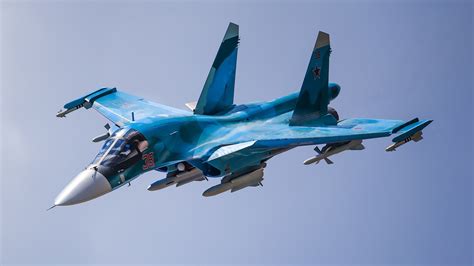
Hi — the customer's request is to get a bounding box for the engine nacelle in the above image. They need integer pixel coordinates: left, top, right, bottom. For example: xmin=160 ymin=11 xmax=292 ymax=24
xmin=328 ymin=83 xmax=341 ymax=101
xmin=328 ymin=106 xmax=339 ymax=121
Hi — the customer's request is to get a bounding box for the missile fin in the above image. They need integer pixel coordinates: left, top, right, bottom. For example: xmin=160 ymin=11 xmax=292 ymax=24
xmin=314 ymin=146 xmax=322 ymax=154
xmin=350 ymin=143 xmax=365 ymax=150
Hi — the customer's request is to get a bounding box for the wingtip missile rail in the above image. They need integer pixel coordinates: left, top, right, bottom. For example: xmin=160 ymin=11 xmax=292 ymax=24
xmin=56 ymin=87 xmax=117 ymax=118
xmin=385 ymin=131 xmax=423 ymax=152
xmin=385 ymin=119 xmax=433 ymax=152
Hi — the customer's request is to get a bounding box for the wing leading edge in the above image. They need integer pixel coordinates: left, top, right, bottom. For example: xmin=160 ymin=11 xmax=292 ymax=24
xmin=57 ymin=88 xmax=189 ymax=126
xmin=254 ymin=118 xmax=432 ymax=149
xmin=195 ymin=118 xmax=432 ymax=164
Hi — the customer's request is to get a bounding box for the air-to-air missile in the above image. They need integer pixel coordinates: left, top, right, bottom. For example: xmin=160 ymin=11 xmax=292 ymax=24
xmin=304 ymin=139 xmax=365 ymax=165
xmin=147 ymin=165 xmax=207 ymax=191
xmin=385 ymin=131 xmax=423 ymax=152
xmin=202 ymin=168 xmax=264 ymax=197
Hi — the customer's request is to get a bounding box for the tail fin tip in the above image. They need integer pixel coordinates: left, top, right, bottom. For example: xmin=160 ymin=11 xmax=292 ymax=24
xmin=290 ymin=30 xmax=332 ymax=126
xmin=315 ymin=31 xmax=330 ymax=49
xmin=224 ymin=22 xmax=239 ymax=40
xmin=195 ymin=23 xmax=239 ymax=115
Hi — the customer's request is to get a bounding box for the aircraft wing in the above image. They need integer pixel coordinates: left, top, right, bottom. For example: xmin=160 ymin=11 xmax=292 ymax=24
xmin=253 ymin=118 xmax=432 ymax=149
xmin=199 ymin=117 xmax=431 ymax=164
xmin=57 ymin=88 xmax=189 ymax=126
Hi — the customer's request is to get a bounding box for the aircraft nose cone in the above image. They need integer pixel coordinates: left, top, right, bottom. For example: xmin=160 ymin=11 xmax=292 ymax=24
xmin=54 ymin=169 xmax=112 ymax=206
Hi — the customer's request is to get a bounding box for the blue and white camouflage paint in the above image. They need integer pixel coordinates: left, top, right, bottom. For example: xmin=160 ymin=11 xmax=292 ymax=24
xmin=51 ymin=23 xmax=432 ymax=207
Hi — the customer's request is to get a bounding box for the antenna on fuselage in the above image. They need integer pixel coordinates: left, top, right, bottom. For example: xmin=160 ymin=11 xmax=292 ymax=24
xmin=131 ymin=112 xmax=135 ymax=121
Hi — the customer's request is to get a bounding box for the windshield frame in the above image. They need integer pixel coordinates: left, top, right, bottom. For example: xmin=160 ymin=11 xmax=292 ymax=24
xmin=91 ymin=128 xmax=147 ymax=168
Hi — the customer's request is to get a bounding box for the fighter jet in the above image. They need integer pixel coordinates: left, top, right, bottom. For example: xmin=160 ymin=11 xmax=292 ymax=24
xmin=51 ymin=23 xmax=432 ymax=207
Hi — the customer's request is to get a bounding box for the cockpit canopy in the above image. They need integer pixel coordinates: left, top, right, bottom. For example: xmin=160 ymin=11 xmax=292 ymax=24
xmin=92 ymin=128 xmax=148 ymax=171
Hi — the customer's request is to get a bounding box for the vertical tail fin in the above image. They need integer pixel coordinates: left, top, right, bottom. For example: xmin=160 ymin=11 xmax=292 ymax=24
xmin=194 ymin=23 xmax=239 ymax=115
xmin=290 ymin=31 xmax=333 ymax=126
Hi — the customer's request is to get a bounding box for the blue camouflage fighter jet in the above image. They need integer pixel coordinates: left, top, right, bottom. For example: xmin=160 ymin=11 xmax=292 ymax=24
xmin=51 ymin=23 xmax=432 ymax=207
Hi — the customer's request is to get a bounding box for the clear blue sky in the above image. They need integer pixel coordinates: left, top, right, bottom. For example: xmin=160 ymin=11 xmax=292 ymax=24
xmin=1 ymin=1 xmax=472 ymax=265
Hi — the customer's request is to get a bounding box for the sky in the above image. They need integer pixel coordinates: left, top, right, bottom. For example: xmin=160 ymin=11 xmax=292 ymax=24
xmin=1 ymin=1 xmax=472 ymax=265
